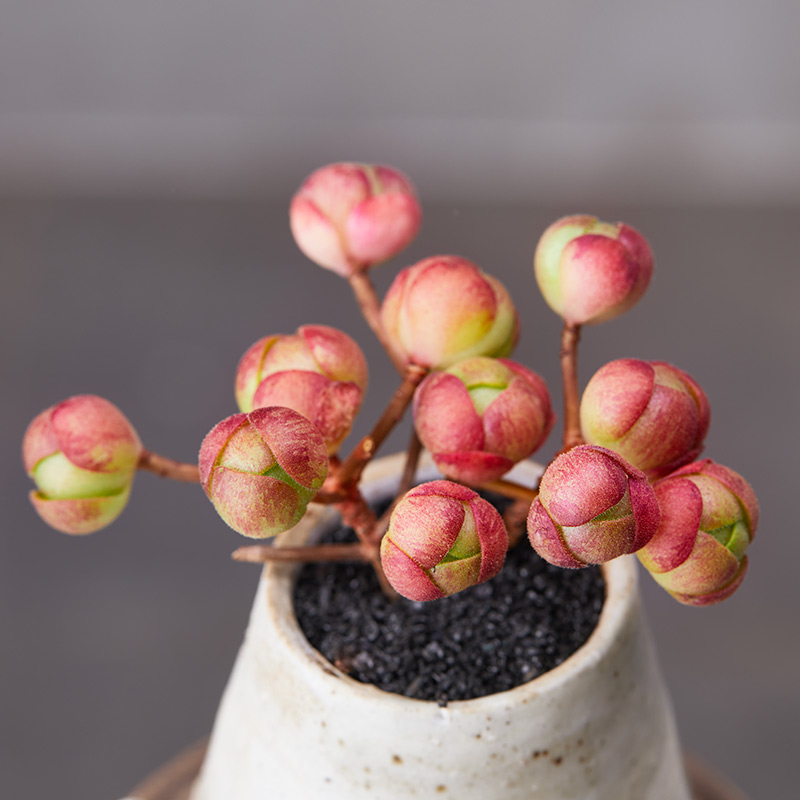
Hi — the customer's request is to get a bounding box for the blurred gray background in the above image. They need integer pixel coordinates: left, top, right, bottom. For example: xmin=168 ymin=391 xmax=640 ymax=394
xmin=1 ymin=2 xmax=797 ymax=798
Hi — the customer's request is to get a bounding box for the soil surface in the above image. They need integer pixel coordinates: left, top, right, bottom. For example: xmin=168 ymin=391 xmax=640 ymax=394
xmin=294 ymin=498 xmax=605 ymax=703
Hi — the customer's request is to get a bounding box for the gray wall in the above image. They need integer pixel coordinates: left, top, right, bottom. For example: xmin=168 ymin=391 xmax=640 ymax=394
xmin=1 ymin=1 xmax=799 ymax=202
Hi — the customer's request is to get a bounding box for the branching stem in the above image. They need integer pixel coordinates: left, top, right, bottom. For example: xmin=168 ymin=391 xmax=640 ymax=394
xmin=138 ymin=450 xmax=200 ymax=482
xmin=335 ymin=364 xmax=428 ymax=489
xmin=560 ymin=322 xmax=584 ymax=451
xmin=347 ymin=270 xmax=407 ymax=374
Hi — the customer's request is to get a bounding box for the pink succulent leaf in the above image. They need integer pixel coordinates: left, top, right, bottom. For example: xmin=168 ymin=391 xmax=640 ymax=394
xmin=252 ymin=370 xmax=330 ymax=419
xmin=667 ymin=557 xmax=749 ymax=607
xmin=386 ymin=494 xmax=465 ymax=567
xmin=432 ymin=451 xmax=514 ymax=484
xmin=210 ymin=469 xmax=303 ymax=538
xmin=468 ymin=497 xmax=509 ymax=582
xmin=526 ymin=498 xmax=586 ymax=569
xmin=481 ymin=377 xmax=551 ymax=462
xmin=22 ymin=407 xmax=60 ymax=474
xmin=346 ymin=193 xmax=422 ymax=264
xmin=539 ymin=446 xmax=628 ymax=527
xmin=650 ymin=531 xmax=741 ymax=598
xmin=299 ymin=325 xmax=368 ymax=389
xmin=49 ymin=395 xmax=141 ymax=473
xmin=246 ymin=406 xmax=328 ymax=491
xmin=670 ymin=459 xmax=760 ymax=535
xmin=381 ymin=256 xmax=517 ymax=368
xmin=198 ymin=413 xmax=249 ymax=491
xmin=379 ymin=538 xmax=445 ymax=602
xmin=29 ymin=487 xmax=131 ymax=536
xmin=413 ymin=372 xmax=484 ymax=454
xmin=289 ymin=195 xmax=352 ymax=276
xmin=581 ymin=358 xmax=655 ymax=442
xmin=234 ymin=336 xmax=279 ymax=412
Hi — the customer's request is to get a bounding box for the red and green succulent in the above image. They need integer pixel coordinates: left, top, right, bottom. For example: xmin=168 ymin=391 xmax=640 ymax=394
xmin=23 ymin=160 xmax=759 ymax=613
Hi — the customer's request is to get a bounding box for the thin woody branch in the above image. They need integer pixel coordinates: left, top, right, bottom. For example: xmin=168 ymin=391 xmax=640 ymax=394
xmin=475 ymin=478 xmax=539 ymax=504
xmin=335 ymin=363 xmax=428 ymax=489
xmin=560 ymin=322 xmax=584 ymax=451
xmin=347 ymin=270 xmax=407 ymax=374
xmin=138 ymin=450 xmax=200 ymax=482
xmin=232 ymin=541 xmax=370 ymax=564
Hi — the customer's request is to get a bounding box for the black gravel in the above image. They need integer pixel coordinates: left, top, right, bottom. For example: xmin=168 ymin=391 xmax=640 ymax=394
xmin=294 ymin=497 xmax=605 ymax=704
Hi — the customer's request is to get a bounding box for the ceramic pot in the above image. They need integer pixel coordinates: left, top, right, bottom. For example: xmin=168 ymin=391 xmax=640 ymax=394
xmin=190 ymin=454 xmax=692 ymax=800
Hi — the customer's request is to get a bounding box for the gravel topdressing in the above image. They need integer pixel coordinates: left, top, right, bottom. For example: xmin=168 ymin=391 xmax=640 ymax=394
xmin=293 ymin=500 xmax=605 ymax=704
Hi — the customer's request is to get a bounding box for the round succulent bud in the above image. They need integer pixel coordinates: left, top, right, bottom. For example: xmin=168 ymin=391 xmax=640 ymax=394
xmin=534 ymin=214 xmax=653 ymax=325
xmin=380 ymin=481 xmax=508 ymax=601
xmin=527 ymin=445 xmax=660 ymax=568
xmin=22 ymin=395 xmax=142 ymax=534
xmin=252 ymin=372 xmax=362 ymax=454
xmin=637 ymin=460 xmax=758 ymax=606
xmin=580 ymin=359 xmax=710 ymax=479
xmin=381 ymin=255 xmax=519 ymax=369
xmin=235 ymin=324 xmax=367 ymax=413
xmin=290 ymin=162 xmax=422 ymax=276
xmin=199 ymin=407 xmax=328 ymax=538
xmin=413 ymin=357 xmax=554 ymax=483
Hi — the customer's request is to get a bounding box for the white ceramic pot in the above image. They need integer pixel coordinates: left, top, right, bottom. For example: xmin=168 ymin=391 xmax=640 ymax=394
xmin=191 ymin=455 xmax=692 ymax=800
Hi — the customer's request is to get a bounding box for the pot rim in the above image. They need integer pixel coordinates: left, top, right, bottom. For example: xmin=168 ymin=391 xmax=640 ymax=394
xmin=261 ymin=452 xmax=639 ymax=712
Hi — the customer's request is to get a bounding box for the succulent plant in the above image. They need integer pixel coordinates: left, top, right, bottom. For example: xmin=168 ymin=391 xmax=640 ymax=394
xmin=527 ymin=445 xmax=660 ymax=568
xmin=381 ymin=255 xmax=519 ymax=369
xmin=534 ymin=214 xmax=653 ymax=325
xmin=23 ymin=160 xmax=759 ymax=622
xmin=380 ymin=481 xmax=508 ymax=601
xmin=580 ymin=358 xmax=710 ymax=479
xmin=22 ymin=395 xmax=142 ymax=534
xmin=638 ymin=460 xmax=758 ymax=605
xmin=290 ymin=162 xmax=421 ymax=276
xmin=199 ymin=406 xmax=328 ymax=538
xmin=413 ymin=356 xmax=554 ymax=482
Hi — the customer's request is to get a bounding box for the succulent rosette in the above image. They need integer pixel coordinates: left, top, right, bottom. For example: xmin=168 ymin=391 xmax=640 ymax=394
xmin=534 ymin=215 xmax=653 ymax=324
xmin=290 ymin=162 xmax=422 ymax=276
xmin=235 ymin=325 xmax=368 ymax=452
xmin=199 ymin=407 xmax=328 ymax=538
xmin=22 ymin=395 xmax=142 ymax=534
xmin=580 ymin=358 xmax=710 ymax=479
xmin=637 ymin=460 xmax=758 ymax=605
xmin=527 ymin=445 xmax=660 ymax=568
xmin=380 ymin=481 xmax=508 ymax=601
xmin=381 ymin=255 xmax=519 ymax=369
xmin=413 ymin=357 xmax=554 ymax=483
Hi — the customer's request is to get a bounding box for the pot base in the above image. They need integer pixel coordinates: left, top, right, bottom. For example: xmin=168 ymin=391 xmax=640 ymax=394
xmin=123 ymin=741 xmax=747 ymax=800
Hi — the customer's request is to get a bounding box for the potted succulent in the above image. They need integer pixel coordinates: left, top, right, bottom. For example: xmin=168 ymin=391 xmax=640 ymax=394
xmin=22 ymin=163 xmax=757 ymax=799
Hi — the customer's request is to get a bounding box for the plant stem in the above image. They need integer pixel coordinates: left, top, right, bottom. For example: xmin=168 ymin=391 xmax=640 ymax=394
xmin=476 ymin=478 xmax=539 ymax=504
xmin=560 ymin=322 xmax=584 ymax=450
xmin=373 ymin=428 xmax=424 ymax=544
xmin=335 ymin=364 xmax=428 ymax=489
xmin=347 ymin=270 xmax=407 ymax=374
xmin=138 ymin=450 xmax=200 ymax=482
xmin=232 ymin=541 xmax=370 ymax=563
xmin=504 ymin=497 xmax=534 ymax=548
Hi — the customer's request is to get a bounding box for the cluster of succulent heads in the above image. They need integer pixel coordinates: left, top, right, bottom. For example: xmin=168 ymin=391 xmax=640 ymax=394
xmin=23 ymin=161 xmax=758 ymax=608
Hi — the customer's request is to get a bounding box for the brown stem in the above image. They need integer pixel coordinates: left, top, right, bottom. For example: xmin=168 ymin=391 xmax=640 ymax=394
xmin=560 ymin=322 xmax=584 ymax=450
xmin=504 ymin=497 xmax=533 ymax=548
xmin=476 ymin=478 xmax=539 ymax=504
xmin=232 ymin=542 xmax=369 ymax=564
xmin=334 ymin=493 xmax=399 ymax=599
xmin=335 ymin=364 xmax=428 ymax=489
xmin=347 ymin=270 xmax=407 ymax=374
xmin=373 ymin=428 xmax=424 ymax=544
xmin=138 ymin=450 xmax=200 ymax=482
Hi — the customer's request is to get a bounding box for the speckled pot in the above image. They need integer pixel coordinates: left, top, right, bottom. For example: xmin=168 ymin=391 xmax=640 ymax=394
xmin=190 ymin=454 xmax=692 ymax=800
